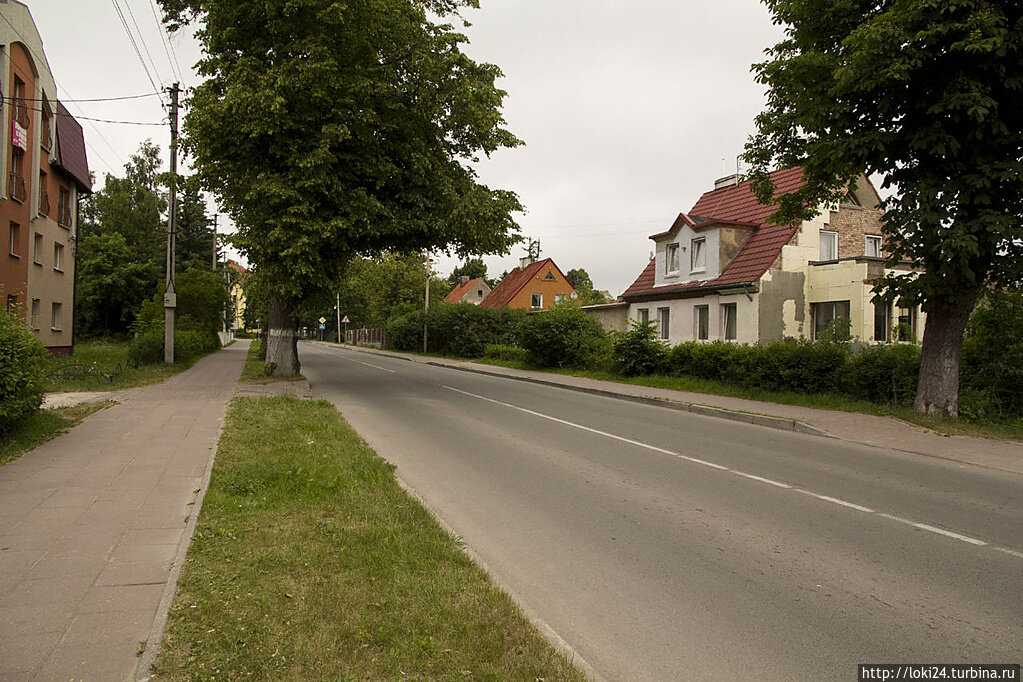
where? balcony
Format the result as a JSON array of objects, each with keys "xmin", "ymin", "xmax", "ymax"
[
  {"xmin": 14, "ymin": 99, "xmax": 30, "ymax": 129},
  {"xmin": 41, "ymin": 122, "xmax": 52, "ymax": 151},
  {"xmin": 9, "ymin": 171, "xmax": 27, "ymax": 203},
  {"xmin": 39, "ymin": 189, "xmax": 50, "ymax": 217},
  {"xmin": 58, "ymin": 204, "xmax": 72, "ymax": 228}
]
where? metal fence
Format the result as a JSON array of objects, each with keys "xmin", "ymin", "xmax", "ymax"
[{"xmin": 345, "ymin": 327, "xmax": 386, "ymax": 348}]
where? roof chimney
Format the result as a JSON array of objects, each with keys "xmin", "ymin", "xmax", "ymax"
[
  {"xmin": 459, "ymin": 275, "xmax": 470, "ymax": 285},
  {"xmin": 519, "ymin": 256, "xmax": 534, "ymax": 269},
  {"xmin": 714, "ymin": 173, "xmax": 741, "ymax": 190}
]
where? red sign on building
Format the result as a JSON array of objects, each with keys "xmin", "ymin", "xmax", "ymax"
[{"xmin": 11, "ymin": 121, "xmax": 27, "ymax": 150}]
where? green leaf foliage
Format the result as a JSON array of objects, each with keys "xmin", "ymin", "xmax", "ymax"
[
  {"xmin": 960, "ymin": 289, "xmax": 1023, "ymax": 417},
  {"xmin": 612, "ymin": 320, "xmax": 669, "ymax": 376},
  {"xmin": 0, "ymin": 311, "xmax": 48, "ymax": 434},
  {"xmin": 160, "ymin": 0, "xmax": 524, "ymax": 307},
  {"xmin": 518, "ymin": 306, "xmax": 609, "ymax": 368}
]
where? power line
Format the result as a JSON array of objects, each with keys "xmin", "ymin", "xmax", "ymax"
[
  {"xmin": 148, "ymin": 0, "xmax": 184, "ymax": 82},
  {"xmin": 12, "ymin": 99, "xmax": 165, "ymax": 125},
  {"xmin": 123, "ymin": 0, "xmax": 167, "ymax": 88},
  {"xmin": 4, "ymin": 92, "xmax": 162, "ymax": 103},
  {"xmin": 0, "ymin": 10, "xmax": 128, "ymax": 168},
  {"xmin": 110, "ymin": 0, "xmax": 166, "ymax": 107}
]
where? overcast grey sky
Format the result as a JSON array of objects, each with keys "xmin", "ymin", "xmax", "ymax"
[{"xmin": 21, "ymin": 0, "xmax": 784, "ymax": 296}]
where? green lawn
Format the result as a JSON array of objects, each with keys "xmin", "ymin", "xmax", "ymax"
[
  {"xmin": 152, "ymin": 396, "xmax": 586, "ymax": 681},
  {"xmin": 44, "ymin": 338, "xmax": 206, "ymax": 392},
  {"xmin": 0, "ymin": 401, "xmax": 114, "ymax": 467},
  {"xmin": 238, "ymin": 338, "xmax": 306, "ymax": 384}
]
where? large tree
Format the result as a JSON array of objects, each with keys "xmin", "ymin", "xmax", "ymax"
[
  {"xmin": 744, "ymin": 0, "xmax": 1023, "ymax": 417},
  {"xmin": 160, "ymin": 0, "xmax": 523, "ymax": 375}
]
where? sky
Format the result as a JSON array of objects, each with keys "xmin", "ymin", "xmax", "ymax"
[{"xmin": 18, "ymin": 0, "xmax": 785, "ymax": 297}]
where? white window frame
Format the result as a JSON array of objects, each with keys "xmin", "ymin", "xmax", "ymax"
[
  {"xmin": 865, "ymin": 235, "xmax": 882, "ymax": 258},
  {"xmin": 9, "ymin": 222, "xmax": 19, "ymax": 257},
  {"xmin": 695, "ymin": 305, "xmax": 709, "ymax": 340},
  {"xmin": 658, "ymin": 307, "xmax": 670, "ymax": 340},
  {"xmin": 665, "ymin": 243, "xmax": 680, "ymax": 275},
  {"xmin": 637, "ymin": 308, "xmax": 649, "ymax": 324},
  {"xmin": 690, "ymin": 237, "xmax": 706, "ymax": 273},
  {"xmin": 819, "ymin": 230, "xmax": 838, "ymax": 261},
  {"xmin": 51, "ymin": 301, "xmax": 62, "ymax": 331},
  {"xmin": 53, "ymin": 242, "xmax": 64, "ymax": 272},
  {"xmin": 721, "ymin": 303, "xmax": 737, "ymax": 341},
  {"xmin": 30, "ymin": 298, "xmax": 40, "ymax": 330},
  {"xmin": 530, "ymin": 292, "xmax": 543, "ymax": 309}
]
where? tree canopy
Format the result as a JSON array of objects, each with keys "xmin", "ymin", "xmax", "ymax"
[
  {"xmin": 743, "ymin": 0, "xmax": 1023, "ymax": 417},
  {"xmin": 160, "ymin": 0, "xmax": 524, "ymax": 374}
]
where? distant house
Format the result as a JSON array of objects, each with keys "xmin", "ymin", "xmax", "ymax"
[
  {"xmin": 617, "ymin": 168, "xmax": 923, "ymax": 345},
  {"xmin": 480, "ymin": 257, "xmax": 576, "ymax": 311},
  {"xmin": 444, "ymin": 276, "xmax": 491, "ymax": 305},
  {"xmin": 225, "ymin": 260, "xmax": 248, "ymax": 330}
]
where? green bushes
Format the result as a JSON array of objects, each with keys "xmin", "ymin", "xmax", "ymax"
[
  {"xmin": 387, "ymin": 305, "xmax": 526, "ymax": 358},
  {"xmin": 612, "ymin": 321, "xmax": 668, "ymax": 376},
  {"xmin": 843, "ymin": 343, "xmax": 920, "ymax": 405},
  {"xmin": 483, "ymin": 344, "xmax": 528, "ymax": 364},
  {"xmin": 518, "ymin": 305, "xmax": 609, "ymax": 368},
  {"xmin": 959, "ymin": 290, "xmax": 1023, "ymax": 418},
  {"xmin": 0, "ymin": 312, "xmax": 48, "ymax": 433}
]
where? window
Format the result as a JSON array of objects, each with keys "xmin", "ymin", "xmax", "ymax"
[
  {"xmin": 530, "ymin": 292, "xmax": 543, "ymax": 308},
  {"xmin": 53, "ymin": 242, "xmax": 64, "ymax": 272},
  {"xmin": 873, "ymin": 301, "xmax": 890, "ymax": 342},
  {"xmin": 819, "ymin": 230, "xmax": 838, "ymax": 261},
  {"xmin": 6, "ymin": 294, "xmax": 16, "ymax": 314},
  {"xmin": 843, "ymin": 191, "xmax": 861, "ymax": 206},
  {"xmin": 658, "ymin": 307, "xmax": 670, "ymax": 339},
  {"xmin": 544, "ymin": 270, "xmax": 555, "ymax": 280},
  {"xmin": 30, "ymin": 299, "xmax": 40, "ymax": 330},
  {"xmin": 637, "ymin": 308, "xmax": 649, "ymax": 324},
  {"xmin": 665, "ymin": 243, "xmax": 680, "ymax": 274},
  {"xmin": 13, "ymin": 77, "xmax": 29, "ymax": 128},
  {"xmin": 691, "ymin": 237, "xmax": 706, "ymax": 272},
  {"xmin": 477, "ymin": 289, "xmax": 484, "ymax": 298},
  {"xmin": 51, "ymin": 302, "xmax": 62, "ymax": 331},
  {"xmin": 57, "ymin": 186, "xmax": 72, "ymax": 228},
  {"xmin": 865, "ymin": 235, "xmax": 882, "ymax": 258},
  {"xmin": 695, "ymin": 305, "xmax": 709, "ymax": 340},
  {"xmin": 721, "ymin": 303, "xmax": 737, "ymax": 341},
  {"xmin": 38, "ymin": 171, "xmax": 50, "ymax": 216},
  {"xmin": 896, "ymin": 305, "xmax": 918, "ymax": 343},
  {"xmin": 33, "ymin": 232, "xmax": 43, "ymax": 264},
  {"xmin": 41, "ymin": 101, "xmax": 52, "ymax": 151},
  {"xmin": 555, "ymin": 293, "xmax": 566, "ymax": 304},
  {"xmin": 9, "ymin": 148, "xmax": 26, "ymax": 202},
  {"xmin": 812, "ymin": 300, "xmax": 851, "ymax": 340},
  {"xmin": 9, "ymin": 222, "xmax": 19, "ymax": 257}
]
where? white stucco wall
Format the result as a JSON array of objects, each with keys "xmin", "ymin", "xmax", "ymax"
[
  {"xmin": 653, "ymin": 225, "xmax": 721, "ymax": 288},
  {"xmin": 628, "ymin": 291, "xmax": 758, "ymax": 346}
]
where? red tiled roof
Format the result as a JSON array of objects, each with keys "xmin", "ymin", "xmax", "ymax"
[
  {"xmin": 621, "ymin": 168, "xmax": 805, "ymax": 300},
  {"xmin": 480, "ymin": 258, "xmax": 574, "ymax": 309},
  {"xmin": 443, "ymin": 277, "xmax": 483, "ymax": 304},
  {"xmin": 226, "ymin": 260, "xmax": 247, "ymax": 275},
  {"xmin": 54, "ymin": 102, "xmax": 91, "ymax": 192}
]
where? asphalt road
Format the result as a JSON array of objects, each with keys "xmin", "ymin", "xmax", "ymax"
[{"xmin": 299, "ymin": 342, "xmax": 1023, "ymax": 681}]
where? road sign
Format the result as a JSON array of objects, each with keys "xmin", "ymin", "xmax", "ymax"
[
  {"xmin": 318, "ymin": 316, "xmax": 327, "ymax": 324},
  {"xmin": 319, "ymin": 323, "xmax": 326, "ymax": 330},
  {"xmin": 341, "ymin": 315, "xmax": 350, "ymax": 323}
]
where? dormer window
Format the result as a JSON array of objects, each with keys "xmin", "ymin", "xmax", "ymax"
[
  {"xmin": 665, "ymin": 243, "xmax": 680, "ymax": 275},
  {"xmin": 843, "ymin": 191, "xmax": 861, "ymax": 206},
  {"xmin": 690, "ymin": 237, "xmax": 706, "ymax": 272}
]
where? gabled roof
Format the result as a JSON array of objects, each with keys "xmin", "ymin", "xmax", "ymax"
[
  {"xmin": 54, "ymin": 102, "xmax": 91, "ymax": 192},
  {"xmin": 443, "ymin": 277, "xmax": 485, "ymax": 304},
  {"xmin": 480, "ymin": 258, "xmax": 573, "ymax": 309},
  {"xmin": 622, "ymin": 167, "xmax": 805, "ymax": 300}
]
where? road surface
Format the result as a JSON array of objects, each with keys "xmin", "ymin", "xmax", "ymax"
[{"xmin": 300, "ymin": 342, "xmax": 1022, "ymax": 681}]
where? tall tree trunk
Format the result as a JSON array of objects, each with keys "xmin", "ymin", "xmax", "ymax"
[
  {"xmin": 913, "ymin": 291, "xmax": 980, "ymax": 418},
  {"xmin": 266, "ymin": 294, "xmax": 300, "ymax": 377}
]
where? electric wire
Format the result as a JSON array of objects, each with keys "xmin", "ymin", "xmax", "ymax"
[
  {"xmin": 3, "ymin": 92, "xmax": 162, "ymax": 103},
  {"xmin": 148, "ymin": 0, "xmax": 184, "ymax": 82},
  {"xmin": 109, "ymin": 0, "xmax": 166, "ymax": 109},
  {"xmin": 122, "ymin": 0, "xmax": 168, "ymax": 90}
]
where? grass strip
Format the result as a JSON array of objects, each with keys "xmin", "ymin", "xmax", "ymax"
[
  {"xmin": 45, "ymin": 339, "xmax": 208, "ymax": 392},
  {"xmin": 153, "ymin": 396, "xmax": 586, "ymax": 681},
  {"xmin": 239, "ymin": 338, "xmax": 305, "ymax": 384},
  {"xmin": 0, "ymin": 401, "xmax": 115, "ymax": 467}
]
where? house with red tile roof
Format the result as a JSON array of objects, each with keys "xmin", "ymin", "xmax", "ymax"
[
  {"xmin": 481, "ymin": 257, "xmax": 576, "ymax": 311},
  {"xmin": 443, "ymin": 276, "xmax": 491, "ymax": 305},
  {"xmin": 618, "ymin": 168, "xmax": 923, "ymax": 345}
]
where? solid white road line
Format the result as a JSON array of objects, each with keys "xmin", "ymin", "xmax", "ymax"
[{"xmin": 442, "ymin": 384, "xmax": 1010, "ymax": 556}]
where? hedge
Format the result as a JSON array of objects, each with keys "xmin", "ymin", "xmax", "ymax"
[
  {"xmin": 387, "ymin": 304, "xmax": 526, "ymax": 358},
  {"xmin": 0, "ymin": 311, "xmax": 48, "ymax": 433}
]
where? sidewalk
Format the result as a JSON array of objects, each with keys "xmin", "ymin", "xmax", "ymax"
[
  {"xmin": 0, "ymin": 340, "xmax": 248, "ymax": 681},
  {"xmin": 329, "ymin": 343, "xmax": 1023, "ymax": 476}
]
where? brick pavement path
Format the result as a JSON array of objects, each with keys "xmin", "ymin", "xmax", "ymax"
[{"xmin": 0, "ymin": 341, "xmax": 247, "ymax": 681}]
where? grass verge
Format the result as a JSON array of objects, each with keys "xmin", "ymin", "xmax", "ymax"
[
  {"xmin": 0, "ymin": 401, "xmax": 115, "ymax": 467},
  {"xmin": 45, "ymin": 339, "xmax": 208, "ymax": 392},
  {"xmin": 153, "ymin": 396, "xmax": 585, "ymax": 681},
  {"xmin": 473, "ymin": 358, "xmax": 1023, "ymax": 441},
  {"xmin": 239, "ymin": 338, "xmax": 306, "ymax": 384}
]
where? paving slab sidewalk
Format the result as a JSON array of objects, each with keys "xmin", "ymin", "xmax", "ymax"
[
  {"xmin": 0, "ymin": 340, "xmax": 249, "ymax": 682},
  {"xmin": 325, "ymin": 343, "xmax": 1023, "ymax": 476}
]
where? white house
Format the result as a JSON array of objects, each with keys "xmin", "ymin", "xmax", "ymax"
[{"xmin": 618, "ymin": 168, "xmax": 924, "ymax": 345}]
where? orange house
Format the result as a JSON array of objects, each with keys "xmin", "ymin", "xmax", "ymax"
[{"xmin": 480, "ymin": 258, "xmax": 576, "ymax": 311}]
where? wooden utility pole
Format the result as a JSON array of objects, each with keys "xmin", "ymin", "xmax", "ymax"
[
  {"xmin": 423, "ymin": 251, "xmax": 430, "ymax": 353},
  {"xmin": 164, "ymin": 83, "xmax": 180, "ymax": 364},
  {"xmin": 211, "ymin": 213, "xmax": 218, "ymax": 270}
]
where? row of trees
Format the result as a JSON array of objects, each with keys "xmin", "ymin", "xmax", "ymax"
[{"xmin": 156, "ymin": 0, "xmax": 1022, "ymax": 418}]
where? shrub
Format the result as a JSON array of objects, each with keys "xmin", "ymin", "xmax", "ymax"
[
  {"xmin": 128, "ymin": 332, "xmax": 164, "ymax": 366},
  {"xmin": 386, "ymin": 305, "xmax": 527, "ymax": 357},
  {"xmin": 744, "ymin": 339, "xmax": 850, "ymax": 394},
  {"xmin": 668, "ymin": 341, "xmax": 744, "ymax": 381},
  {"xmin": 843, "ymin": 343, "xmax": 920, "ymax": 405},
  {"xmin": 483, "ymin": 344, "xmax": 528, "ymax": 364},
  {"xmin": 612, "ymin": 321, "xmax": 668, "ymax": 376},
  {"xmin": 0, "ymin": 311, "xmax": 48, "ymax": 433},
  {"xmin": 518, "ymin": 305, "xmax": 608, "ymax": 368},
  {"xmin": 127, "ymin": 329, "xmax": 220, "ymax": 366},
  {"xmin": 960, "ymin": 290, "xmax": 1023, "ymax": 417}
]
